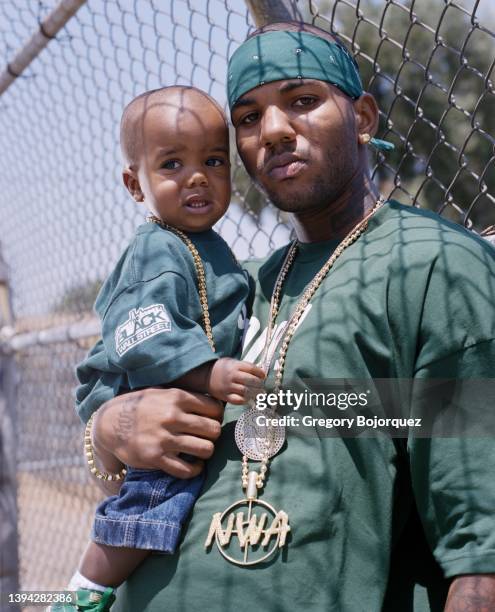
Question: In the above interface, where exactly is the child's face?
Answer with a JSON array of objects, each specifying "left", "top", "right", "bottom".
[{"left": 132, "top": 92, "right": 231, "bottom": 232}]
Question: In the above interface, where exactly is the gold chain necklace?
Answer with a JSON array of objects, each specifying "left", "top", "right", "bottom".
[
  {"left": 205, "top": 197, "right": 385, "bottom": 566},
  {"left": 147, "top": 215, "right": 215, "bottom": 352},
  {"left": 265, "top": 196, "right": 385, "bottom": 388}
]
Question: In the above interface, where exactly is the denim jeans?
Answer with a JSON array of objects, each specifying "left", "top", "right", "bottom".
[{"left": 92, "top": 467, "right": 204, "bottom": 553}]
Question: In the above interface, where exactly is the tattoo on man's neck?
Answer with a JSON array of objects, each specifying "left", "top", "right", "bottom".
[
  {"left": 114, "top": 393, "right": 141, "bottom": 443},
  {"left": 329, "top": 188, "right": 378, "bottom": 237},
  {"left": 329, "top": 199, "right": 362, "bottom": 235}
]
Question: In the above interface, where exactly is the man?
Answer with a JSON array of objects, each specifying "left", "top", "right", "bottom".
[{"left": 88, "top": 22, "right": 495, "bottom": 611}]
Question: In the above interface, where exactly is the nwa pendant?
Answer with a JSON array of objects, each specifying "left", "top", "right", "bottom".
[{"left": 205, "top": 497, "right": 290, "bottom": 566}]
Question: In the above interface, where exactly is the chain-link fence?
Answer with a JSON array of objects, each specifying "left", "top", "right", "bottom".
[{"left": 0, "top": 0, "right": 493, "bottom": 604}]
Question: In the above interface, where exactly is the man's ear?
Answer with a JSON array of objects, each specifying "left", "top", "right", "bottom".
[
  {"left": 353, "top": 93, "right": 379, "bottom": 143},
  {"left": 123, "top": 167, "right": 144, "bottom": 202}
]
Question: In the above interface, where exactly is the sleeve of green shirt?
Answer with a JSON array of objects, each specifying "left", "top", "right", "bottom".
[
  {"left": 409, "top": 340, "right": 495, "bottom": 578},
  {"left": 75, "top": 338, "right": 127, "bottom": 424},
  {"left": 405, "top": 231, "right": 495, "bottom": 578},
  {"left": 100, "top": 270, "right": 217, "bottom": 390}
]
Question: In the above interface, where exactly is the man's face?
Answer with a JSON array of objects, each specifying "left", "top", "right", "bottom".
[{"left": 231, "top": 79, "right": 359, "bottom": 213}]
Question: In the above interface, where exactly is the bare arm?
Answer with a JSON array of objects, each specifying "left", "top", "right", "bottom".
[
  {"left": 445, "top": 575, "right": 495, "bottom": 611},
  {"left": 175, "top": 358, "right": 265, "bottom": 403},
  {"left": 89, "top": 392, "right": 143, "bottom": 495}
]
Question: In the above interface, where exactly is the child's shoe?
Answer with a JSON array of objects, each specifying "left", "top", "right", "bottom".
[{"left": 49, "top": 587, "right": 115, "bottom": 611}]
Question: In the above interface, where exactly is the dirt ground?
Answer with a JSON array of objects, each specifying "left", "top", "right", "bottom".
[{"left": 16, "top": 472, "right": 104, "bottom": 612}]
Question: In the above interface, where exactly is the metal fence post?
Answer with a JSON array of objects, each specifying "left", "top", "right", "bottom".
[
  {"left": 0, "top": 0, "right": 87, "bottom": 96},
  {"left": 0, "top": 250, "right": 20, "bottom": 612},
  {"left": 245, "top": 0, "right": 305, "bottom": 26}
]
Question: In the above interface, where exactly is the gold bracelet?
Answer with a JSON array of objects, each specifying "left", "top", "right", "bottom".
[{"left": 84, "top": 412, "right": 127, "bottom": 481}]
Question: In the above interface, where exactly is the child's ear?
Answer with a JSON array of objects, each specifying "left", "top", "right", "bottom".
[{"left": 123, "top": 167, "right": 144, "bottom": 202}]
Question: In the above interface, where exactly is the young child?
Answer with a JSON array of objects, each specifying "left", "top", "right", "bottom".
[{"left": 56, "top": 86, "right": 265, "bottom": 611}]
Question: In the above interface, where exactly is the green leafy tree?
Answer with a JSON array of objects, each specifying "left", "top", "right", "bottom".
[{"left": 315, "top": 0, "right": 495, "bottom": 229}]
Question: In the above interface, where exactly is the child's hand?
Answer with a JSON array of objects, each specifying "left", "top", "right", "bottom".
[{"left": 207, "top": 358, "right": 266, "bottom": 404}]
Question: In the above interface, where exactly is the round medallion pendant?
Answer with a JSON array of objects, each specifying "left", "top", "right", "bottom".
[
  {"left": 235, "top": 407, "right": 285, "bottom": 460},
  {"left": 206, "top": 498, "right": 290, "bottom": 566}
]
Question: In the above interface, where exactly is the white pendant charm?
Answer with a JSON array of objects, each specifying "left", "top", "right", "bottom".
[{"left": 235, "top": 407, "right": 285, "bottom": 461}]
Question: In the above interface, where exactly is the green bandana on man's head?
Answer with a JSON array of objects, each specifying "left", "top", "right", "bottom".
[{"left": 227, "top": 30, "right": 394, "bottom": 152}]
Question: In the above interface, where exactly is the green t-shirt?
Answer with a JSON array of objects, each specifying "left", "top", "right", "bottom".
[
  {"left": 114, "top": 202, "right": 495, "bottom": 611},
  {"left": 76, "top": 223, "right": 251, "bottom": 424}
]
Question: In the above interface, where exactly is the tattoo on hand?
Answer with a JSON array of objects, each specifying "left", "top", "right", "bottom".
[{"left": 114, "top": 393, "right": 141, "bottom": 443}]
